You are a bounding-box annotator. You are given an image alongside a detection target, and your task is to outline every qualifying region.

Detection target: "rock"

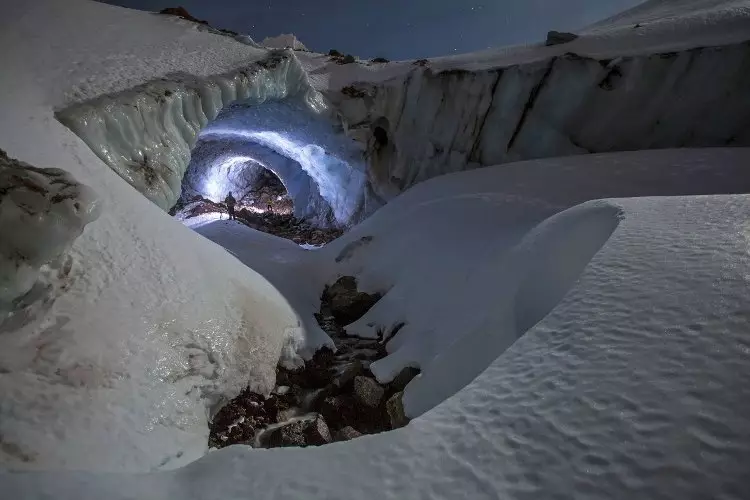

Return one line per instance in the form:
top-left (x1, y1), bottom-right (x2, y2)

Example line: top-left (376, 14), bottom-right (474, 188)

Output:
top-left (389, 367), bottom-right (420, 392)
top-left (545, 31), bottom-right (579, 46)
top-left (265, 421), bottom-right (307, 448)
top-left (319, 396), bottom-right (357, 429)
top-left (304, 416), bottom-right (332, 445)
top-left (326, 276), bottom-right (381, 325)
top-left (353, 376), bottom-right (385, 409)
top-left (159, 7), bottom-right (209, 24)
top-left (334, 426), bottom-right (362, 442)
top-left (333, 360), bottom-right (364, 389)
top-left (386, 392), bottom-right (409, 429)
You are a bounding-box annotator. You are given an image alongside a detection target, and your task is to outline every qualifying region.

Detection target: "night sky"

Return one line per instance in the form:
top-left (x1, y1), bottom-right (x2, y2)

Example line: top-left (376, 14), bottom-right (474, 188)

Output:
top-left (99, 0), bottom-right (644, 60)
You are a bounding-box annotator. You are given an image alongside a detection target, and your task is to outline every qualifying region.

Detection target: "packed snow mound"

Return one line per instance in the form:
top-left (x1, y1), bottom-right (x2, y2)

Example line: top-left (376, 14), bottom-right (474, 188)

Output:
top-left (0, 0), bottom-right (303, 473)
top-left (262, 34), bottom-right (308, 51)
top-left (0, 150), bottom-right (100, 313)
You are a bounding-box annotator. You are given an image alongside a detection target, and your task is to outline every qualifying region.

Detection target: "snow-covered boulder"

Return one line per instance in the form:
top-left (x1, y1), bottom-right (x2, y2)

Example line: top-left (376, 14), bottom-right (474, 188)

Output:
top-left (0, 150), bottom-right (100, 313)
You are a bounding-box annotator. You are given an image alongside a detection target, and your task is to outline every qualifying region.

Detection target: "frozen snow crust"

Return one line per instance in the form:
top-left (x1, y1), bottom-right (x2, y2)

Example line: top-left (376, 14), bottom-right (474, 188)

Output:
top-left (3, 0), bottom-right (750, 497)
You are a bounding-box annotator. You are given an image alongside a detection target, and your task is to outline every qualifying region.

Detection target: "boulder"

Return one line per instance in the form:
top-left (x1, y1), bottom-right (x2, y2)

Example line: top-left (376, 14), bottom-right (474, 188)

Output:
top-left (353, 376), bottom-right (385, 409)
top-left (334, 426), bottom-right (363, 442)
top-left (386, 392), bottom-right (409, 429)
top-left (545, 31), bottom-right (579, 46)
top-left (304, 416), bottom-right (332, 446)
top-left (319, 395), bottom-right (356, 429)
top-left (333, 360), bottom-right (364, 389)
top-left (265, 416), bottom-right (331, 448)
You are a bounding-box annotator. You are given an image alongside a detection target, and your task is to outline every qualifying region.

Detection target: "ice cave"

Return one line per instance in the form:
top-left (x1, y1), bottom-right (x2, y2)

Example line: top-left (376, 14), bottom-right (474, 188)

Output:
top-left (3, 0), bottom-right (750, 498)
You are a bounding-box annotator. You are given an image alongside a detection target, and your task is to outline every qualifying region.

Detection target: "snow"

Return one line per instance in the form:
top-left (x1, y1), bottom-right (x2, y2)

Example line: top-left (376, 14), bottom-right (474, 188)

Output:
top-left (2, 0), bottom-right (750, 497)
top-left (262, 33), bottom-right (309, 51)
top-left (0, 0), bottom-right (302, 473)
top-left (6, 148), bottom-right (750, 498)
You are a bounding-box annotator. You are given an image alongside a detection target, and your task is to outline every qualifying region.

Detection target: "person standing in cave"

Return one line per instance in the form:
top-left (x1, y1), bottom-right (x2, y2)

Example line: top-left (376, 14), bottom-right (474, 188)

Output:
top-left (224, 191), bottom-right (237, 221)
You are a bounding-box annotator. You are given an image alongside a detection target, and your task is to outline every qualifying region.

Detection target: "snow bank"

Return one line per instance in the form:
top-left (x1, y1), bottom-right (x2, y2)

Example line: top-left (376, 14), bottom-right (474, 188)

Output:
top-left (323, 148), bottom-right (750, 416)
top-left (0, 0), bottom-right (302, 472)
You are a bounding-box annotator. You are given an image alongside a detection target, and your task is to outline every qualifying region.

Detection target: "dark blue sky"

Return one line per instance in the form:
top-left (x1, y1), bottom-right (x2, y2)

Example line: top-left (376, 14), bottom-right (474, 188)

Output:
top-left (100, 0), bottom-right (644, 60)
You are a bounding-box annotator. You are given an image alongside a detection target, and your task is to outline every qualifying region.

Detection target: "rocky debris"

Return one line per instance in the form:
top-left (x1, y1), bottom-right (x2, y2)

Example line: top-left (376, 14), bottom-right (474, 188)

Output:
top-left (371, 57), bottom-right (390, 64)
top-left (413, 59), bottom-right (429, 67)
top-left (386, 392), bottom-right (409, 429)
top-left (354, 376), bottom-right (385, 409)
top-left (329, 52), bottom-right (357, 65)
top-left (209, 275), bottom-right (410, 450)
top-left (341, 85), bottom-right (367, 98)
top-left (172, 196), bottom-right (342, 246)
top-left (389, 367), bottom-right (420, 392)
top-left (264, 416), bottom-right (332, 448)
top-left (334, 426), bottom-right (363, 442)
top-left (545, 31), bottom-right (579, 46)
top-left (158, 7), bottom-right (208, 25)
top-left (324, 276), bottom-right (382, 325)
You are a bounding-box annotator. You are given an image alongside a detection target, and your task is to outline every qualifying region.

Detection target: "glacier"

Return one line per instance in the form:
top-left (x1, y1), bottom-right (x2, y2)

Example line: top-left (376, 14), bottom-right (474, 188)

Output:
top-left (1, 0), bottom-right (750, 498)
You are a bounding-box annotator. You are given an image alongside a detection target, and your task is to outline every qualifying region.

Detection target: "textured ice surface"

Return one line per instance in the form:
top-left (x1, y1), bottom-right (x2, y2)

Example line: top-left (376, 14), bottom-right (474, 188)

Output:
top-left (188, 97), bottom-right (371, 226)
top-left (0, 151), bottom-right (100, 312)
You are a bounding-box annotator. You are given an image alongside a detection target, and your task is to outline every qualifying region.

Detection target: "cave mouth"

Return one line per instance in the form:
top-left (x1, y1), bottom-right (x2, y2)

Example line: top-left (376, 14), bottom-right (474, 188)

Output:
top-left (169, 97), bottom-right (377, 245)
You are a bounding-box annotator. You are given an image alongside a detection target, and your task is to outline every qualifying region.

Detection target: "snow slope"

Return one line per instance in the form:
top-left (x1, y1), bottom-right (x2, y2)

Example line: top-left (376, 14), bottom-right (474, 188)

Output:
top-left (0, 0), bottom-right (302, 472)
top-left (6, 149), bottom-right (750, 499)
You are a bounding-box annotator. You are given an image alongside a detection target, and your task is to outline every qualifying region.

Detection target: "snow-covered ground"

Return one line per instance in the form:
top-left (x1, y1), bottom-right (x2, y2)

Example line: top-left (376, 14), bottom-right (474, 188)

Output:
top-left (2, 0), bottom-right (750, 498)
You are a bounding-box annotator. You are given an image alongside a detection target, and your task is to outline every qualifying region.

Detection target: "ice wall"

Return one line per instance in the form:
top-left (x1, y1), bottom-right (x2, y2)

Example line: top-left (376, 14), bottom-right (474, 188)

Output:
top-left (184, 138), bottom-right (336, 223)
top-left (333, 41), bottom-right (750, 201)
top-left (0, 150), bottom-right (100, 314)
top-left (55, 51), bottom-right (332, 212)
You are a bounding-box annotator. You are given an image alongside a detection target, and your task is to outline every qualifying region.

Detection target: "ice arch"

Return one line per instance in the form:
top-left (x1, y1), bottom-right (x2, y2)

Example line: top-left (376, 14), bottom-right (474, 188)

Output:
top-left (183, 98), bottom-right (369, 225)
top-left (56, 51), bottom-right (374, 227)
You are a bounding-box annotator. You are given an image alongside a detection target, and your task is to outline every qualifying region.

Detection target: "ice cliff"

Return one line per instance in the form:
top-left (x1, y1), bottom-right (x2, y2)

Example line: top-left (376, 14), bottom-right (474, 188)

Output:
top-left (330, 42), bottom-right (750, 201)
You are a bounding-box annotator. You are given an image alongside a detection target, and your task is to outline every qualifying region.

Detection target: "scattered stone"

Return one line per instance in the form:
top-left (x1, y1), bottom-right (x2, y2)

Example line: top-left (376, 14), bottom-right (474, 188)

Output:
top-left (329, 49), bottom-right (342, 57)
top-left (319, 395), bottom-right (358, 429)
top-left (334, 426), bottom-right (363, 442)
top-left (325, 276), bottom-right (382, 325)
top-left (545, 31), bottom-right (579, 46)
top-left (304, 416), bottom-right (333, 445)
top-left (389, 367), bottom-right (420, 392)
top-left (371, 57), bottom-right (389, 64)
top-left (341, 54), bottom-right (356, 64)
top-left (354, 376), bottom-right (385, 409)
top-left (386, 392), bottom-right (409, 429)
top-left (333, 360), bottom-right (364, 389)
top-left (265, 421), bottom-right (307, 448)
top-left (341, 85), bottom-right (367, 98)
top-left (413, 59), bottom-right (429, 66)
